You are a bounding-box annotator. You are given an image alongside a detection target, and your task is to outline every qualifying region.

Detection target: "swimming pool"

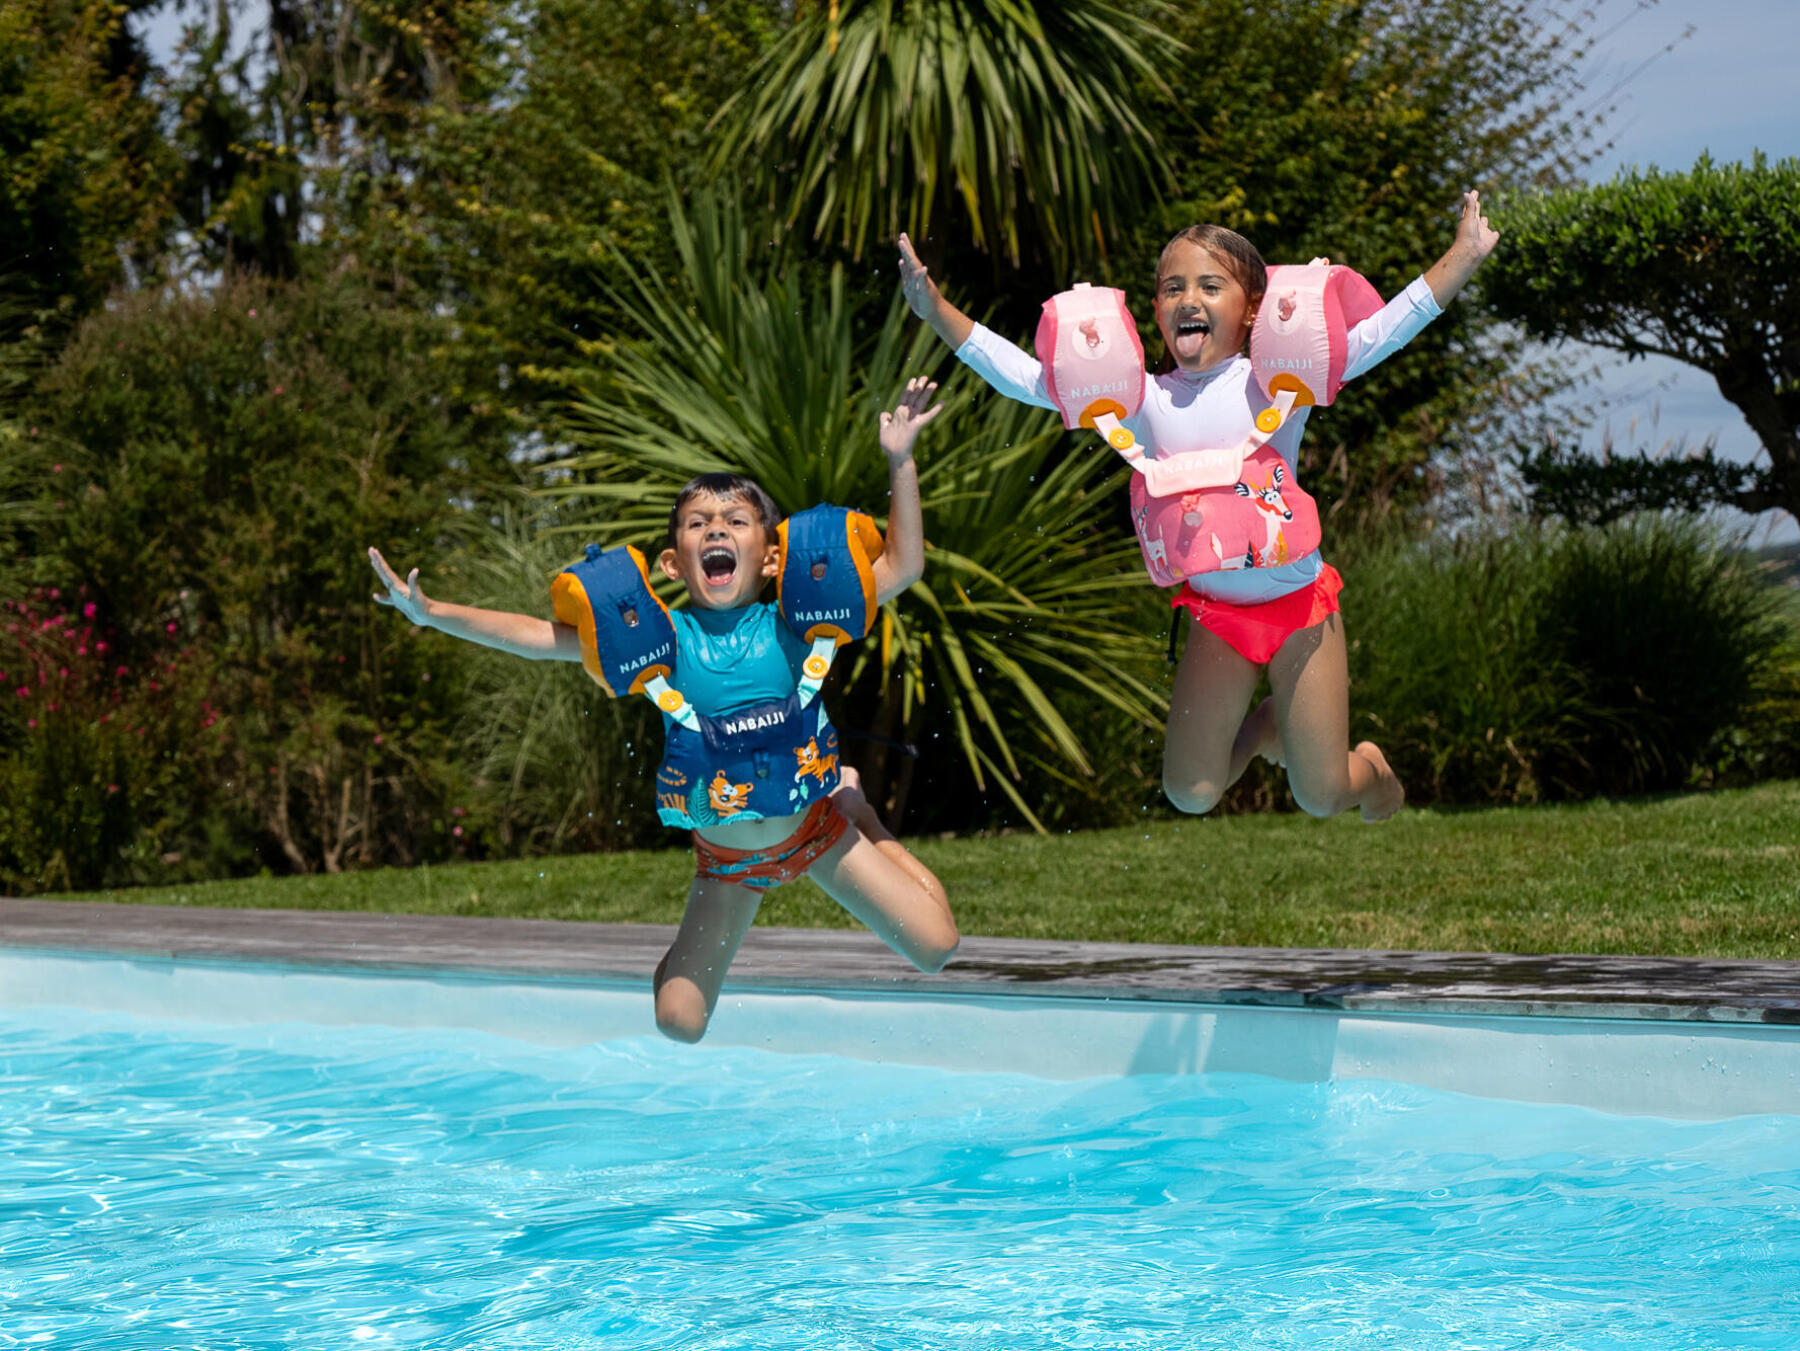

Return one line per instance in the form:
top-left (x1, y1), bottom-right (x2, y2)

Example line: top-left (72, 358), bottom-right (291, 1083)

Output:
top-left (5, 996), bottom-right (1798, 1349)
top-left (4, 930), bottom-right (1800, 1350)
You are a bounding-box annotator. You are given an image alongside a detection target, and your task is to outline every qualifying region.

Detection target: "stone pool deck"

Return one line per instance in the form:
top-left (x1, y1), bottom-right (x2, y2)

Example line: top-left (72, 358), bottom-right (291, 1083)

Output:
top-left (5, 896), bottom-right (1800, 1027)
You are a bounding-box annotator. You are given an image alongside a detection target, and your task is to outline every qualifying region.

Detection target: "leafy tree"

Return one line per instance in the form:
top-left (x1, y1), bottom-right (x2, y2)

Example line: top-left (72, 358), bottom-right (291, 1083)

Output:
top-left (1487, 154), bottom-right (1800, 525)
top-left (706, 0), bottom-right (1173, 279)
top-left (1104, 0), bottom-right (1598, 522)
top-left (17, 271), bottom-right (510, 879)
top-left (548, 197), bottom-right (1166, 830)
top-left (0, 0), bottom-right (174, 311)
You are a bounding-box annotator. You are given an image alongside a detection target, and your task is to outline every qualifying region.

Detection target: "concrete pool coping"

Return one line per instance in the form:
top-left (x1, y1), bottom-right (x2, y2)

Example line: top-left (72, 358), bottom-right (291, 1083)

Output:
top-left (5, 895), bottom-right (1799, 1027)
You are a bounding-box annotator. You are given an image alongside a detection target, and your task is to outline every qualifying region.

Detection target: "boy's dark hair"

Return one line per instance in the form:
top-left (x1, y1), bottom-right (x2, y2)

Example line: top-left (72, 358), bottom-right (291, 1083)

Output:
top-left (665, 473), bottom-right (784, 548)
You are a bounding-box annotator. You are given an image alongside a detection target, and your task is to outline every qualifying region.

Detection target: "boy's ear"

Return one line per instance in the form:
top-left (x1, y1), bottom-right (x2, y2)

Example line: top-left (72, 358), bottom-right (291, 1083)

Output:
top-left (761, 541), bottom-right (780, 577)
top-left (658, 547), bottom-right (683, 582)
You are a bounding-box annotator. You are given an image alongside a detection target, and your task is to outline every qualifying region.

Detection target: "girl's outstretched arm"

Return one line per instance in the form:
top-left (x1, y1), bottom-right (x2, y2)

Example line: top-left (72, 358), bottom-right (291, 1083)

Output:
top-left (367, 547), bottom-right (582, 662)
top-left (871, 376), bottom-right (941, 604)
top-left (1423, 190), bottom-right (1501, 307)
top-left (898, 234), bottom-right (975, 350)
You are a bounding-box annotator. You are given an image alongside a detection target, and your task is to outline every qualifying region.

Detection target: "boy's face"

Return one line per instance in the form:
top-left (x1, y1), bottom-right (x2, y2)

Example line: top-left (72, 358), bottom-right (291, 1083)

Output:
top-left (1154, 240), bottom-right (1257, 374)
top-left (659, 490), bottom-right (779, 610)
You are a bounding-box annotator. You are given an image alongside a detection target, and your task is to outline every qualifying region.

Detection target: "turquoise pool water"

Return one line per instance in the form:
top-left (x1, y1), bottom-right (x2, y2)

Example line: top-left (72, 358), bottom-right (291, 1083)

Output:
top-left (4, 1005), bottom-right (1797, 1349)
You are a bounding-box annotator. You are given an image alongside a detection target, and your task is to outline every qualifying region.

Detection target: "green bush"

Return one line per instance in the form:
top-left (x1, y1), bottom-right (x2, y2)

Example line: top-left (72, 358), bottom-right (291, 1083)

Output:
top-left (1338, 517), bottom-right (1792, 804)
top-left (4, 271), bottom-right (510, 889)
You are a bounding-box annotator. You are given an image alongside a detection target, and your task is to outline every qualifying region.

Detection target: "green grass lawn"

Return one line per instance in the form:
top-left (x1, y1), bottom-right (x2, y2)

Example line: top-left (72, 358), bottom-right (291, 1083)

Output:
top-left (45, 780), bottom-right (1800, 960)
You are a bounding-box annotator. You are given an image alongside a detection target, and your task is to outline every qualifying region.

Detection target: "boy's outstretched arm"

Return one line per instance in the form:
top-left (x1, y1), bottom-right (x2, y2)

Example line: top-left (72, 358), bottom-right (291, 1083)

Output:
top-left (898, 235), bottom-right (976, 350)
top-left (1422, 190), bottom-right (1500, 307)
top-left (367, 547), bottom-right (582, 662)
top-left (871, 377), bottom-right (941, 604)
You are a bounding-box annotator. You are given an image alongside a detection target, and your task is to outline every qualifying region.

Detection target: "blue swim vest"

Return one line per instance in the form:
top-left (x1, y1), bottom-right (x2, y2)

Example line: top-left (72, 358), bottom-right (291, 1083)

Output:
top-left (549, 504), bottom-right (885, 830)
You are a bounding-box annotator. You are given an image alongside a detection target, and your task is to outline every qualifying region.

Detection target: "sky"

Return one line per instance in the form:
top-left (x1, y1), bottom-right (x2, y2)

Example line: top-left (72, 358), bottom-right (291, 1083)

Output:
top-left (134, 0), bottom-right (1798, 540)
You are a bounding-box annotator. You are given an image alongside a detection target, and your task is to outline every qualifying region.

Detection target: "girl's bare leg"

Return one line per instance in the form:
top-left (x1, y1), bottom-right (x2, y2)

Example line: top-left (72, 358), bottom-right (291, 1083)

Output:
top-left (809, 774), bottom-right (959, 973)
top-left (653, 876), bottom-right (763, 1043)
top-left (1267, 614), bottom-right (1404, 822)
top-left (1162, 619), bottom-right (1263, 814)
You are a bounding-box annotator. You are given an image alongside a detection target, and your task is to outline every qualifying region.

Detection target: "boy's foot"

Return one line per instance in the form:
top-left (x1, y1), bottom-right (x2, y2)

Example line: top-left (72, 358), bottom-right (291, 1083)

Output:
top-left (1354, 741), bottom-right (1405, 823)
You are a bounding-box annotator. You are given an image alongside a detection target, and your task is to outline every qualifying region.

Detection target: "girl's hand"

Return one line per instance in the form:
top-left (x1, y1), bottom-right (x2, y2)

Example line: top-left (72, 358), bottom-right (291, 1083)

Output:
top-left (897, 234), bottom-right (942, 323)
top-left (879, 376), bottom-right (943, 459)
top-left (1455, 189), bottom-right (1499, 263)
top-left (368, 547), bottom-right (432, 627)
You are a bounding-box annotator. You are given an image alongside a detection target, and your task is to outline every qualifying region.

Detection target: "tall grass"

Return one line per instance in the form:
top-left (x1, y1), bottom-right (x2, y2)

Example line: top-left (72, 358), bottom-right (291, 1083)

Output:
top-left (1338, 516), bottom-right (1794, 804)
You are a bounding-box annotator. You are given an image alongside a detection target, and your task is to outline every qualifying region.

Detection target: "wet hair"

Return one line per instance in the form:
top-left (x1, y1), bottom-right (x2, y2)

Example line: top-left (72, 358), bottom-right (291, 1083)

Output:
top-left (1156, 223), bottom-right (1267, 301)
top-left (665, 473), bottom-right (784, 549)
top-left (1151, 224), bottom-right (1269, 373)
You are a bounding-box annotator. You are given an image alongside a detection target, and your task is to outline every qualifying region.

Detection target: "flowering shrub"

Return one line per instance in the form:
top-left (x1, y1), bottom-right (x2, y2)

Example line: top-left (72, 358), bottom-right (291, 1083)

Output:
top-left (0, 586), bottom-right (236, 892)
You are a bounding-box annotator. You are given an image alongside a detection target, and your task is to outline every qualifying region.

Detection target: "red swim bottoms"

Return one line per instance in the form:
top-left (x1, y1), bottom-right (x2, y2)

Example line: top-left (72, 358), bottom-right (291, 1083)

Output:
top-left (1172, 564), bottom-right (1344, 665)
top-left (691, 798), bottom-right (850, 891)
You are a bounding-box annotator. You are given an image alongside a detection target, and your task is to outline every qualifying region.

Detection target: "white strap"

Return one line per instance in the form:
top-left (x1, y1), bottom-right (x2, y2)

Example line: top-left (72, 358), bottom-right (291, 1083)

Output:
top-left (796, 635), bottom-right (838, 709)
top-left (1103, 389), bottom-right (1297, 495)
top-left (642, 674), bottom-right (701, 731)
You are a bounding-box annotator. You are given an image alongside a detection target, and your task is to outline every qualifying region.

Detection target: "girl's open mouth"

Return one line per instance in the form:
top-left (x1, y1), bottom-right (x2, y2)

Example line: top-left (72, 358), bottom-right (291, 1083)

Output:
top-left (700, 546), bottom-right (739, 588)
top-left (1173, 316), bottom-right (1211, 361)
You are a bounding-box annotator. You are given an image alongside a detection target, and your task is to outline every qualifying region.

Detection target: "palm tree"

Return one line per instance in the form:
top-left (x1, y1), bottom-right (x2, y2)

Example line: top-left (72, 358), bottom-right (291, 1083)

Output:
top-left (707, 0), bottom-right (1175, 276)
top-left (543, 196), bottom-right (1165, 828)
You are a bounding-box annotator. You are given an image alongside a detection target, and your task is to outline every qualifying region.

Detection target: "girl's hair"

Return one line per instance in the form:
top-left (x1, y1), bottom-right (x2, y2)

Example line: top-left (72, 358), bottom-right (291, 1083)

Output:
top-left (1150, 225), bottom-right (1269, 374)
top-left (665, 472), bottom-right (784, 548)
top-left (1155, 223), bottom-right (1267, 301)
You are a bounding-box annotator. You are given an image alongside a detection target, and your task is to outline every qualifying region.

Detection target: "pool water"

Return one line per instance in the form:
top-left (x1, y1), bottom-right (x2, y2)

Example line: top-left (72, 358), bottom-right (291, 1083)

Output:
top-left (4, 1006), bottom-right (1798, 1350)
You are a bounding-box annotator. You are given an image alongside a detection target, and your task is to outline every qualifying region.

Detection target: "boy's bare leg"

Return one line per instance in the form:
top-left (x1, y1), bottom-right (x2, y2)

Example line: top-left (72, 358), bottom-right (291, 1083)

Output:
top-left (1162, 620), bottom-right (1263, 814)
top-left (653, 876), bottom-right (763, 1043)
top-left (829, 767), bottom-right (950, 924)
top-left (1268, 614), bottom-right (1404, 822)
top-left (809, 778), bottom-right (959, 974)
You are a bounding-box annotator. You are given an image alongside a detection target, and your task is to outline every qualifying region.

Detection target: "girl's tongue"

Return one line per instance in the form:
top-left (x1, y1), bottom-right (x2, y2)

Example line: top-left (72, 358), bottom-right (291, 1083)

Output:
top-left (1172, 317), bottom-right (1211, 362)
top-left (700, 546), bottom-right (738, 588)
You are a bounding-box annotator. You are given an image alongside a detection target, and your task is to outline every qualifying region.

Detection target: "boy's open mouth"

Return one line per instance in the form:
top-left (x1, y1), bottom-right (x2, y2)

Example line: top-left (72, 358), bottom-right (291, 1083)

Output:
top-left (700, 545), bottom-right (739, 588)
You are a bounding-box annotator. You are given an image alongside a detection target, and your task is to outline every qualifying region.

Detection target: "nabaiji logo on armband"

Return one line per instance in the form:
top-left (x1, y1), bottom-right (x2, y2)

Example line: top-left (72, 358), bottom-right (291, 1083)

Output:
top-left (792, 608), bottom-right (852, 626)
top-left (632, 640), bottom-right (673, 665)
top-left (1066, 379), bottom-right (1133, 400)
top-left (1262, 357), bottom-right (1318, 372)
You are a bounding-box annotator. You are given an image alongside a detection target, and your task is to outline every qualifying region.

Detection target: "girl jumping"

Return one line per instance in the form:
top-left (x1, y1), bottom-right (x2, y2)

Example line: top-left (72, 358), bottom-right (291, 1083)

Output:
top-left (897, 193), bottom-right (1499, 822)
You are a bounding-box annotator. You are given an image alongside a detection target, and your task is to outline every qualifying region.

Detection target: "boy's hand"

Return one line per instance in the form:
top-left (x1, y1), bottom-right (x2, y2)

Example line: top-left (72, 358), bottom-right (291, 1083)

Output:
top-left (1454, 189), bottom-right (1499, 263)
top-left (897, 234), bottom-right (942, 323)
top-left (879, 377), bottom-right (943, 459)
top-left (368, 547), bottom-right (433, 627)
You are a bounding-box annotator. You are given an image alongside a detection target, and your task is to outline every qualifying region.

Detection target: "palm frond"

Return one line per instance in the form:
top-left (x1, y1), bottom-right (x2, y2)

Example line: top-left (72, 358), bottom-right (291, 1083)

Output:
top-left (544, 195), bottom-right (1166, 827)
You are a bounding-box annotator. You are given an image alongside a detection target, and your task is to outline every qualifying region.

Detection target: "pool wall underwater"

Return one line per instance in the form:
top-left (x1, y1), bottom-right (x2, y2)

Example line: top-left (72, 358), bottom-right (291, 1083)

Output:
top-left (4, 941), bottom-right (1799, 1122)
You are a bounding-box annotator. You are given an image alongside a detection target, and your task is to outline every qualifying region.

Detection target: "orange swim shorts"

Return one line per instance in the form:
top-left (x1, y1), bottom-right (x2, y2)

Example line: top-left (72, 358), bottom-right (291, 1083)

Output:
top-left (1172, 564), bottom-right (1344, 666)
top-left (691, 797), bottom-right (850, 891)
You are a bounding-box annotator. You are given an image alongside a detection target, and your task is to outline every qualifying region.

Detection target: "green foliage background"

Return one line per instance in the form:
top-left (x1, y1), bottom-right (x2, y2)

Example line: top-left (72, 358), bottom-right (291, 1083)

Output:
top-left (1, 0), bottom-right (1793, 893)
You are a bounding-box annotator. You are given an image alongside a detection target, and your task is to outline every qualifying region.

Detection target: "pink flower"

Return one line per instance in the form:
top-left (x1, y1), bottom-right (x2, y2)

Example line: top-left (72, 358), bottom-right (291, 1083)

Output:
top-left (249, 308), bottom-right (258, 317)
top-left (51, 464), bottom-right (62, 474)
top-left (452, 825), bottom-right (463, 837)
top-left (27, 718), bottom-right (36, 729)
top-left (116, 666), bottom-right (128, 677)
top-left (373, 734), bottom-right (384, 745)
top-left (165, 622), bottom-right (177, 633)
top-left (96, 641), bottom-right (108, 653)
top-left (15, 687), bottom-right (27, 698)
top-left (106, 783), bottom-right (119, 793)
top-left (273, 385), bottom-right (285, 396)
top-left (48, 589), bottom-right (58, 599)
top-left (83, 602), bottom-right (96, 619)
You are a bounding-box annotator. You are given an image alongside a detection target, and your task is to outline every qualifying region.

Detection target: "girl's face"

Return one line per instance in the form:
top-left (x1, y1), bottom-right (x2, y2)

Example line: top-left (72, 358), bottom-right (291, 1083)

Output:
top-left (659, 490), bottom-right (779, 610)
top-left (1154, 240), bottom-right (1258, 374)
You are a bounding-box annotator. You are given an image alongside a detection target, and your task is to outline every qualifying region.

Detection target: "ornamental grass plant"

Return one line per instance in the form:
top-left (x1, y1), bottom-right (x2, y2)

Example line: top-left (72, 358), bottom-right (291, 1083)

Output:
top-left (1334, 516), bottom-right (1794, 806)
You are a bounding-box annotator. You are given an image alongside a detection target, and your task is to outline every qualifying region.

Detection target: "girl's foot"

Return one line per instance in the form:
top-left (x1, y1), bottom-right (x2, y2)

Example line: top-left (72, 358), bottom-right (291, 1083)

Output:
top-left (1243, 696), bottom-right (1286, 767)
top-left (1354, 741), bottom-right (1405, 823)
